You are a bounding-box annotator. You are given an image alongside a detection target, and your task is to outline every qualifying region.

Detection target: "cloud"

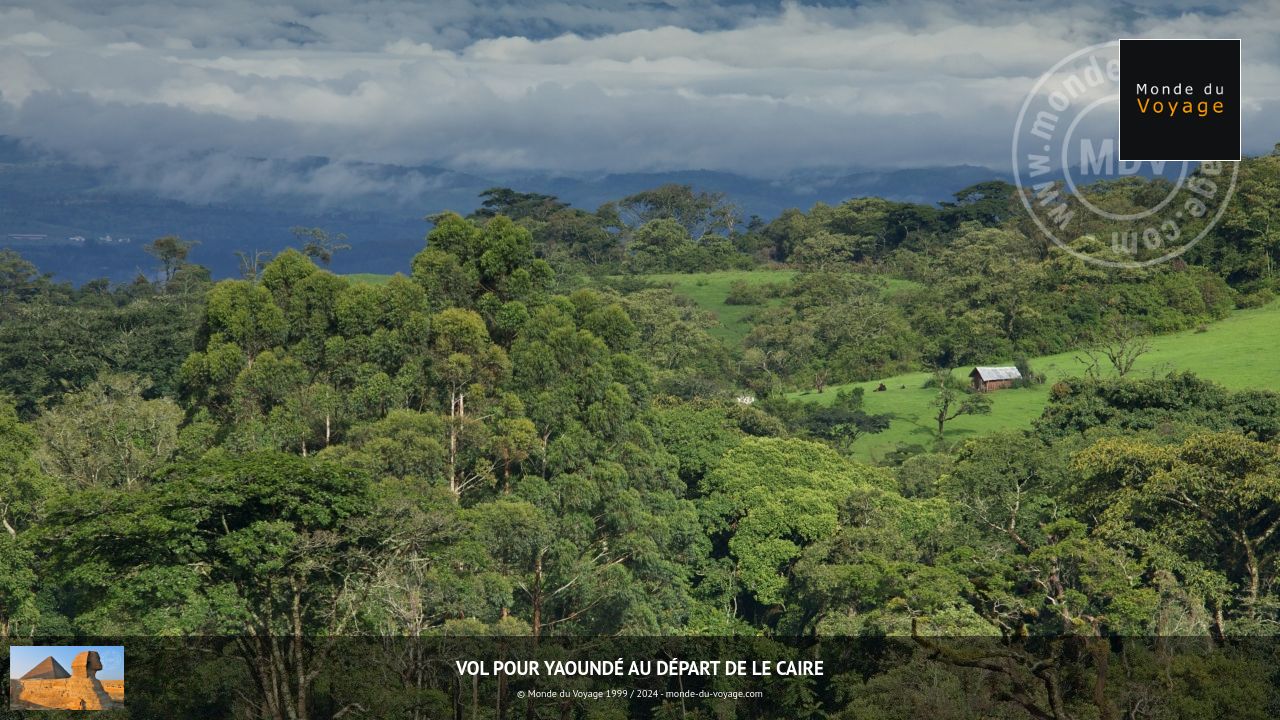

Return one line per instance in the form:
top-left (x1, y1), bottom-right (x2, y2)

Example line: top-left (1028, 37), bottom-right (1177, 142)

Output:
top-left (1, 0), bottom-right (1277, 203)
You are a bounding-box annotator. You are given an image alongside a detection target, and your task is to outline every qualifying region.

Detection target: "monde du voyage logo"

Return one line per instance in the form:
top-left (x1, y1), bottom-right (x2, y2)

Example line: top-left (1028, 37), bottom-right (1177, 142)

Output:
top-left (1013, 39), bottom-right (1241, 268)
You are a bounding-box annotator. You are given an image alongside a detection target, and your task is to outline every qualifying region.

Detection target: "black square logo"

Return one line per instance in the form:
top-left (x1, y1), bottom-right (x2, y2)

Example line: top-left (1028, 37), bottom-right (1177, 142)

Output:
top-left (1119, 39), bottom-right (1240, 161)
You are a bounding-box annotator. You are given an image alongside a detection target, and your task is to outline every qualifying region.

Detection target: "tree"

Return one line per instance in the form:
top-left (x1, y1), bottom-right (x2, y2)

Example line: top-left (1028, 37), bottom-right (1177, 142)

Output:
top-left (429, 308), bottom-right (511, 499)
top-left (791, 230), bottom-right (864, 270)
top-left (202, 279), bottom-right (288, 362)
top-left (0, 249), bottom-right (44, 307)
top-left (760, 207), bottom-right (812, 261)
top-left (0, 396), bottom-right (51, 538)
top-left (291, 227), bottom-right (351, 267)
top-left (47, 452), bottom-right (375, 720)
top-left (939, 181), bottom-right (1017, 227)
top-left (931, 369), bottom-right (991, 440)
top-left (0, 284), bottom-right (201, 419)
top-left (917, 227), bottom-right (1044, 364)
top-left (1094, 314), bottom-right (1152, 377)
top-left (615, 184), bottom-right (738, 239)
top-left (499, 302), bottom-right (704, 637)
top-left (797, 389), bottom-right (891, 452)
top-left (782, 481), bottom-right (970, 636)
top-left (144, 235), bottom-right (198, 283)
top-left (534, 208), bottom-right (617, 266)
top-left (1, 395), bottom-right (51, 640)
top-left (412, 213), bottom-right (553, 312)
top-left (701, 437), bottom-right (894, 610)
top-left (928, 432), bottom-right (1163, 720)
top-left (1076, 432), bottom-right (1280, 631)
top-left (1036, 371), bottom-right (1280, 442)
top-left (320, 410), bottom-right (446, 483)
top-left (0, 531), bottom-right (37, 640)
top-left (235, 249), bottom-right (274, 282)
top-left (626, 218), bottom-right (695, 272)
top-left (469, 187), bottom-right (568, 222)
top-left (1200, 152), bottom-right (1280, 283)
top-left (36, 374), bottom-right (183, 489)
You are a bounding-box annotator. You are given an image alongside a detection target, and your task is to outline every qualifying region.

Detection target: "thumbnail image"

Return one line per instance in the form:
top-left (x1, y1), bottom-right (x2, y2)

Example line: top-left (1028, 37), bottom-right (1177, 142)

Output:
top-left (8, 647), bottom-right (124, 711)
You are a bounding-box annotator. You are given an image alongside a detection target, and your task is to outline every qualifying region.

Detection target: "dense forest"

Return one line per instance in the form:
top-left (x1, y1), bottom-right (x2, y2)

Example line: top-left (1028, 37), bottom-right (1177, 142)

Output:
top-left (3, 150), bottom-right (1280, 719)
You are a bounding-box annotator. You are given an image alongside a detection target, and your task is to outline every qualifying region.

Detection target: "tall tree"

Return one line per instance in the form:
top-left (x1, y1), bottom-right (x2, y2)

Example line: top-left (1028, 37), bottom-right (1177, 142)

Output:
top-left (701, 437), bottom-right (894, 612)
top-left (470, 187), bottom-right (568, 222)
top-left (1077, 432), bottom-right (1280, 631)
top-left (144, 235), bottom-right (198, 282)
top-left (931, 369), bottom-right (992, 440)
top-left (36, 374), bottom-right (183, 489)
top-left (291, 227), bottom-right (351, 267)
top-left (47, 452), bottom-right (375, 720)
top-left (428, 308), bottom-right (511, 499)
top-left (615, 184), bottom-right (738, 238)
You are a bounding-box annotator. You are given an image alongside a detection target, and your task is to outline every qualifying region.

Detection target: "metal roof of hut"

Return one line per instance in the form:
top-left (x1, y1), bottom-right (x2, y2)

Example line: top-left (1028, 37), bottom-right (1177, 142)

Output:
top-left (970, 366), bottom-right (1022, 381)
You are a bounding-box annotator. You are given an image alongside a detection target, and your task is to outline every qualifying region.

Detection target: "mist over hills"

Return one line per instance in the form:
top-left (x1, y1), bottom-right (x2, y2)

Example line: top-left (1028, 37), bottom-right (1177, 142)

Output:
top-left (0, 137), bottom-right (1006, 283)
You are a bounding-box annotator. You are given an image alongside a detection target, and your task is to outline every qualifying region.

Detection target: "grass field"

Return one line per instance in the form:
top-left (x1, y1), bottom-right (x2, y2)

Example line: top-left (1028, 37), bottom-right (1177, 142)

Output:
top-left (792, 300), bottom-right (1280, 463)
top-left (639, 270), bottom-right (796, 343)
top-left (639, 270), bottom-right (919, 344)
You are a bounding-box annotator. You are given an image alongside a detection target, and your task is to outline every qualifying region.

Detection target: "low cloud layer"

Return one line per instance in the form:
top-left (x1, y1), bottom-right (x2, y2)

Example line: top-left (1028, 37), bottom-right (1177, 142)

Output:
top-left (2, 0), bottom-right (1279, 201)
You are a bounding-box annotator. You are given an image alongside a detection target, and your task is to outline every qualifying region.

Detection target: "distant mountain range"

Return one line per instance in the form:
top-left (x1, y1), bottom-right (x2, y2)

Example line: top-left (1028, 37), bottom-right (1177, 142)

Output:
top-left (0, 136), bottom-right (1006, 283)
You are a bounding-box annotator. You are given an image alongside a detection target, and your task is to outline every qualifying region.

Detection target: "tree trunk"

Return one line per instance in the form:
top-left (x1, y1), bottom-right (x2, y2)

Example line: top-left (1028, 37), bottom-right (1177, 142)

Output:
top-left (1088, 638), bottom-right (1117, 720)
top-left (292, 582), bottom-right (308, 720)
top-left (531, 552), bottom-right (544, 639)
top-left (1242, 532), bottom-right (1261, 611)
top-left (448, 391), bottom-right (465, 498)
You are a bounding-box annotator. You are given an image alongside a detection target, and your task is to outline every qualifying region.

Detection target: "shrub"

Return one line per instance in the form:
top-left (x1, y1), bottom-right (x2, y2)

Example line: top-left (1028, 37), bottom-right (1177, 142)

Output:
top-left (1014, 356), bottom-right (1045, 387)
top-left (1238, 288), bottom-right (1276, 309)
top-left (725, 280), bottom-right (768, 306)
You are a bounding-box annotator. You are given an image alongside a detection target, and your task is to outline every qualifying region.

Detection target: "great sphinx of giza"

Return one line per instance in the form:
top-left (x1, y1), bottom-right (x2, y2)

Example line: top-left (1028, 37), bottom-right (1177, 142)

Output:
top-left (10, 650), bottom-right (123, 710)
top-left (72, 650), bottom-right (104, 679)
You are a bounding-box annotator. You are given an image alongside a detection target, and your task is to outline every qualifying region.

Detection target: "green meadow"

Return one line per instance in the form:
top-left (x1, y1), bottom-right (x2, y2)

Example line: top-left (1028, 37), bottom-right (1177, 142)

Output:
top-left (638, 270), bottom-right (796, 343)
top-left (792, 300), bottom-right (1280, 463)
top-left (639, 269), bottom-right (919, 344)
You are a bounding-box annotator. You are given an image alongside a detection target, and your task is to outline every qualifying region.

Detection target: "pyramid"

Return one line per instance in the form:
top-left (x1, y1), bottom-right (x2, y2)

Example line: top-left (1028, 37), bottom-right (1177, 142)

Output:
top-left (20, 656), bottom-right (71, 680)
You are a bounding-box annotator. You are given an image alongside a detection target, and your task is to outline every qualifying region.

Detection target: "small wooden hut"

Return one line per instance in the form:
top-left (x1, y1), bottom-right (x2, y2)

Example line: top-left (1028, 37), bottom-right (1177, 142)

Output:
top-left (969, 366), bottom-right (1022, 392)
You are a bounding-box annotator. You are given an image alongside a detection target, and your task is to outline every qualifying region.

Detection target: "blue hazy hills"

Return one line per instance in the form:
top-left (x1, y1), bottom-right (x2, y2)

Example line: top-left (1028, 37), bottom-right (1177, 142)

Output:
top-left (0, 136), bottom-right (1004, 283)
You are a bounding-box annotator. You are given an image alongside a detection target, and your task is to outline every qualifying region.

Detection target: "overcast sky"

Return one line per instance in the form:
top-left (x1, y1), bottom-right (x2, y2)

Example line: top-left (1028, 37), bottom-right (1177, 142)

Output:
top-left (2, 0), bottom-right (1279, 187)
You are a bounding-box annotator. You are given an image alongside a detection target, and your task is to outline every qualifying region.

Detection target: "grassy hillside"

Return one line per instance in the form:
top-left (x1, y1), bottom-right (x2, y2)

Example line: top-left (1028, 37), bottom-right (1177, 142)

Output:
top-left (792, 300), bottom-right (1280, 463)
top-left (639, 270), bottom-right (796, 343)
top-left (639, 270), bottom-right (920, 344)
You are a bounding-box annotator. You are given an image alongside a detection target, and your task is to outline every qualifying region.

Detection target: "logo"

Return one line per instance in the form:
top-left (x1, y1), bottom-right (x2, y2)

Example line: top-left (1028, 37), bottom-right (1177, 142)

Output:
top-left (1012, 41), bottom-right (1238, 268)
top-left (1119, 39), bottom-right (1241, 161)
